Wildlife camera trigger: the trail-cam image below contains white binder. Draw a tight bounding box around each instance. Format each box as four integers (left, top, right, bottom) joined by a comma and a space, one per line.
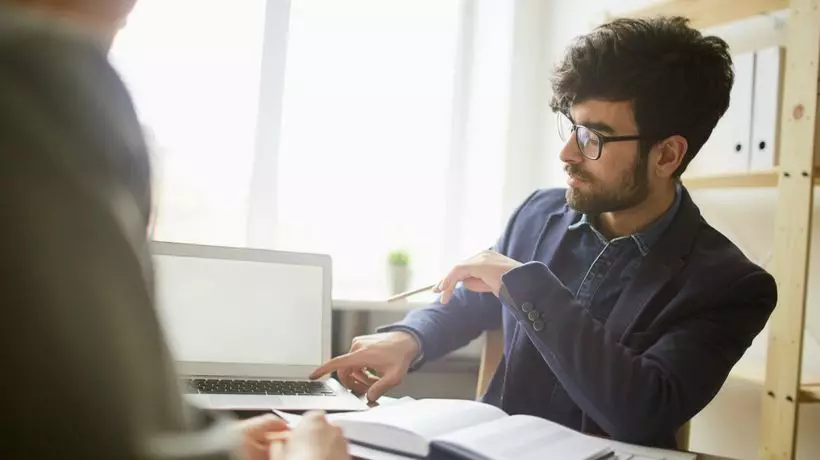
692, 51, 755, 175
749, 46, 785, 171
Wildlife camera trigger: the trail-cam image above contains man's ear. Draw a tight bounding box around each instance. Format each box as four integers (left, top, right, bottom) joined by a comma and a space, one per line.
652, 135, 688, 179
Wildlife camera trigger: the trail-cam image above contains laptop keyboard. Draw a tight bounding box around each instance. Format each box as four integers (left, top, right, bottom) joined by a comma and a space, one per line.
184, 378, 336, 396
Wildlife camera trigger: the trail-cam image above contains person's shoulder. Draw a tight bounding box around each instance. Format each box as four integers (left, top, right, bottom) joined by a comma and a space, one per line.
692, 217, 768, 273
685, 210, 775, 308
0, 6, 152, 221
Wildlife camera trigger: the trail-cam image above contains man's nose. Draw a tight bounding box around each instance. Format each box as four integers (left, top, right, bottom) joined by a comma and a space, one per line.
559, 132, 583, 164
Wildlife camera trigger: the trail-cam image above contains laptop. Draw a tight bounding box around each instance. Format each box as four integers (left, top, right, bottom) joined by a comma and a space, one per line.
151, 241, 370, 412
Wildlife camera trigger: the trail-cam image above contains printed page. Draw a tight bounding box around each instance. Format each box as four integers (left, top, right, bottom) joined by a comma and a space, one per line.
433, 414, 612, 460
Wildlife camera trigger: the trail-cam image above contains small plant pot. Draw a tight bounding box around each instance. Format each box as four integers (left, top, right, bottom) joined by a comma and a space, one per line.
389, 264, 411, 295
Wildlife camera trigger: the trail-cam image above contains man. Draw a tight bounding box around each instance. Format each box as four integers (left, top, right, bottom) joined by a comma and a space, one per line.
0, 1, 348, 459
312, 16, 777, 448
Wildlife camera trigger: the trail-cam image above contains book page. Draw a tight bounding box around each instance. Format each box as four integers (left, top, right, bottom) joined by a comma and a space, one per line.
347, 443, 417, 460
328, 398, 506, 439
432, 414, 612, 460
326, 399, 507, 457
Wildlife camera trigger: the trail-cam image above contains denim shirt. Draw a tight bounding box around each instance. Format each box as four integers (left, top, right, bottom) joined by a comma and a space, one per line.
552, 185, 683, 323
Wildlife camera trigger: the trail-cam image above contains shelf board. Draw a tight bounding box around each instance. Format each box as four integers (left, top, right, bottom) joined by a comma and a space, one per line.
607, 0, 789, 30
731, 368, 820, 403
803, 383, 820, 403
682, 169, 779, 189
729, 328, 820, 403
682, 168, 820, 189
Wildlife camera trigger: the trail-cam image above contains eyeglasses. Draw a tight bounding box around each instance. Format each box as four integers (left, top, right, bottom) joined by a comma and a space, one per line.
557, 112, 644, 160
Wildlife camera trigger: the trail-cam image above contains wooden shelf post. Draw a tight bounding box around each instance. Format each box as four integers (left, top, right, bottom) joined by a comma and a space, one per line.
760, 0, 820, 458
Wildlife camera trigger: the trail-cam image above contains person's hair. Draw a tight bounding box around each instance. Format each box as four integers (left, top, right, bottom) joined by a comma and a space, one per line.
550, 16, 733, 177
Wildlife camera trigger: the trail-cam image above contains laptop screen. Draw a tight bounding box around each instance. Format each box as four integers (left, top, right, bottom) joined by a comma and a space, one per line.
152, 249, 326, 367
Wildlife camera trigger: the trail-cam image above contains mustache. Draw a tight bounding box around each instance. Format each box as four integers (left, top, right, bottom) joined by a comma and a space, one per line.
565, 164, 592, 181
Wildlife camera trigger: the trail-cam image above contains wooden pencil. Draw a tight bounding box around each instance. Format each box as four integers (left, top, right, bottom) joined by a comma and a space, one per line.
386, 283, 437, 302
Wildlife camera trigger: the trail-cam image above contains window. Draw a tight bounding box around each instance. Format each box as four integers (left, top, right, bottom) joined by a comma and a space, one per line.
111, 0, 268, 246
111, 0, 506, 298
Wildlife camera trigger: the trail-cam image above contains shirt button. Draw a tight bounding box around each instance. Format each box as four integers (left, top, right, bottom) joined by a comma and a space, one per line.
527, 310, 540, 321
521, 302, 533, 313
532, 320, 545, 332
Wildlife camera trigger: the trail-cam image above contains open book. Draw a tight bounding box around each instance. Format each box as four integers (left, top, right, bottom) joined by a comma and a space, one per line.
277, 398, 645, 460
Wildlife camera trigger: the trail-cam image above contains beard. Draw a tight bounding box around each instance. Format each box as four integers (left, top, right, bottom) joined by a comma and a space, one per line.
565, 153, 650, 214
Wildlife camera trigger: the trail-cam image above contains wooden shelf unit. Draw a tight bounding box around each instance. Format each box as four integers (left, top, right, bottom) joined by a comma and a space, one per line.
612, 0, 820, 458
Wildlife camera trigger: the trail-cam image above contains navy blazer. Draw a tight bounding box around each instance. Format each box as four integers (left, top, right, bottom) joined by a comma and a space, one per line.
389, 187, 776, 448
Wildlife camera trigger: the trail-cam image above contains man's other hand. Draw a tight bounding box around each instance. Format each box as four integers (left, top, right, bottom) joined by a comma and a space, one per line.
434, 250, 522, 304
309, 332, 419, 403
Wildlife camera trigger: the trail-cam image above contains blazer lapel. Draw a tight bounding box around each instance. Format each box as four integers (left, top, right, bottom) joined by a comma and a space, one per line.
605, 188, 701, 342
533, 206, 578, 267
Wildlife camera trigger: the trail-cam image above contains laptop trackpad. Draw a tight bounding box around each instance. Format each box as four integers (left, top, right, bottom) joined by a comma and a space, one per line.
209, 394, 284, 410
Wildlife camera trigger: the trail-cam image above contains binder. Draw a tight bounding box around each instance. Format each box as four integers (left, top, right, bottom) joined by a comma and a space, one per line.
749, 46, 785, 171
692, 51, 755, 175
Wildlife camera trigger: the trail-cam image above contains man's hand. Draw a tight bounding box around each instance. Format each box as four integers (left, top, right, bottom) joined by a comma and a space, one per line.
273, 412, 350, 460
435, 250, 522, 304
309, 331, 419, 403
235, 414, 290, 460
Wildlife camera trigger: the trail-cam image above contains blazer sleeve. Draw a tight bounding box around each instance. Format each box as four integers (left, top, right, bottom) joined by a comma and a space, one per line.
0, 24, 239, 460
379, 191, 539, 366
499, 261, 776, 443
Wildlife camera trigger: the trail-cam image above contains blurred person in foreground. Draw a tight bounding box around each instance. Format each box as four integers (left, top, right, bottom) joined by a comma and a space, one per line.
0, 1, 349, 459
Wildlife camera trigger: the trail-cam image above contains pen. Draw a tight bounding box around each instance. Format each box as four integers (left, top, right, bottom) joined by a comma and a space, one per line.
386, 283, 437, 302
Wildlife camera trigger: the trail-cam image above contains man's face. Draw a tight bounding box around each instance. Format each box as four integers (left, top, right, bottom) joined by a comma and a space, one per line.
559, 99, 650, 214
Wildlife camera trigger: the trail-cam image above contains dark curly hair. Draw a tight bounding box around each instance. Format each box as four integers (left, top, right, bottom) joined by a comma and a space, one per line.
550, 16, 734, 176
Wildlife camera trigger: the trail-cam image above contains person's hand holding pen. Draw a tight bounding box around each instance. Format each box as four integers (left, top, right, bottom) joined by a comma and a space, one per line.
431, 250, 523, 303
388, 250, 523, 304
231, 414, 289, 460
266, 412, 351, 460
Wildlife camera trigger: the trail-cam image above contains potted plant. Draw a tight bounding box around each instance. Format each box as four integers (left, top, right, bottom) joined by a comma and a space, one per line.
387, 249, 411, 295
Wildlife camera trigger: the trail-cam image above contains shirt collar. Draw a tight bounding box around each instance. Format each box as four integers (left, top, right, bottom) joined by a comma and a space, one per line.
568, 183, 682, 256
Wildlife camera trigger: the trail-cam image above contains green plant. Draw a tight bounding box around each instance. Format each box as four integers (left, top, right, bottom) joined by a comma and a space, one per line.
388, 249, 410, 266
